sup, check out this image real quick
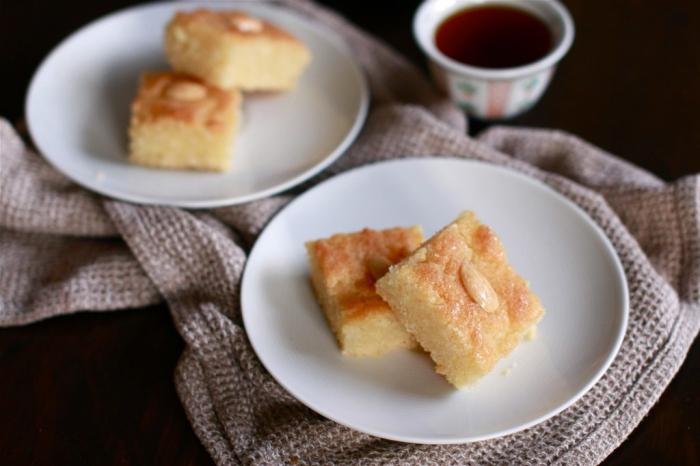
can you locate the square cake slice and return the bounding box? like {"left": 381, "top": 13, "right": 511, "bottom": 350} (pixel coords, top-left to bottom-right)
{"left": 165, "top": 9, "right": 312, "bottom": 91}
{"left": 128, "top": 72, "right": 241, "bottom": 172}
{"left": 306, "top": 226, "right": 423, "bottom": 357}
{"left": 376, "top": 212, "right": 544, "bottom": 387}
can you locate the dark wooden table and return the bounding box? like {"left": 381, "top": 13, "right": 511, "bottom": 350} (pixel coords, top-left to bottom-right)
{"left": 1, "top": 1, "right": 698, "bottom": 464}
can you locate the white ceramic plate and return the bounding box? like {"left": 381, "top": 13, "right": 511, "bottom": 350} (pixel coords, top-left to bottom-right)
{"left": 241, "top": 158, "right": 628, "bottom": 444}
{"left": 26, "top": 2, "right": 368, "bottom": 208}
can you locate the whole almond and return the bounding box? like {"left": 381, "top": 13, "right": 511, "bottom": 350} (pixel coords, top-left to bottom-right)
{"left": 229, "top": 15, "right": 263, "bottom": 33}
{"left": 460, "top": 260, "right": 499, "bottom": 312}
{"left": 166, "top": 82, "right": 207, "bottom": 101}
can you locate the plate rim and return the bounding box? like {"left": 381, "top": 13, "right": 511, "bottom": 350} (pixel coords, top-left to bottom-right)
{"left": 241, "top": 157, "right": 630, "bottom": 444}
{"left": 25, "top": 0, "right": 370, "bottom": 208}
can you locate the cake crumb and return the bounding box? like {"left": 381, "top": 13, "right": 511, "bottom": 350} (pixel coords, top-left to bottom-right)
{"left": 501, "top": 361, "right": 518, "bottom": 376}
{"left": 525, "top": 326, "right": 537, "bottom": 341}
{"left": 95, "top": 171, "right": 105, "bottom": 183}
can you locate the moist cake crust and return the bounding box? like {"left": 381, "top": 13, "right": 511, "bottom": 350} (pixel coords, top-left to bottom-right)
{"left": 168, "top": 9, "right": 301, "bottom": 42}
{"left": 306, "top": 226, "right": 423, "bottom": 357}
{"left": 165, "top": 9, "right": 312, "bottom": 91}
{"left": 128, "top": 71, "right": 241, "bottom": 172}
{"left": 376, "top": 212, "right": 544, "bottom": 386}
{"left": 130, "top": 72, "right": 239, "bottom": 130}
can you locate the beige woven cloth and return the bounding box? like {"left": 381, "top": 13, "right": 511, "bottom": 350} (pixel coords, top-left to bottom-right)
{"left": 2, "top": 0, "right": 699, "bottom": 464}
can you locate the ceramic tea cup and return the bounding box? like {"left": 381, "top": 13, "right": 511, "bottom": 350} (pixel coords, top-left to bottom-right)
{"left": 414, "top": 0, "right": 574, "bottom": 119}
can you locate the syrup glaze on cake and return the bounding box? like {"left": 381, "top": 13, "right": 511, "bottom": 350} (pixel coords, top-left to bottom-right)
{"left": 128, "top": 71, "right": 241, "bottom": 172}
{"left": 306, "top": 226, "right": 423, "bottom": 357}
{"left": 376, "top": 212, "right": 544, "bottom": 387}
{"left": 165, "top": 9, "right": 312, "bottom": 91}
{"left": 169, "top": 9, "right": 301, "bottom": 42}
{"left": 131, "top": 72, "right": 239, "bottom": 130}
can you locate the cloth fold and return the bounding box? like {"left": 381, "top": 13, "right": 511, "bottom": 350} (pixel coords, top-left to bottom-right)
{"left": 1, "top": 0, "right": 698, "bottom": 465}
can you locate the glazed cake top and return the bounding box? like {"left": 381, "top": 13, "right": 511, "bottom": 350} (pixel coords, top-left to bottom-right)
{"left": 308, "top": 226, "right": 423, "bottom": 321}
{"left": 131, "top": 72, "right": 239, "bottom": 130}
{"left": 168, "top": 9, "right": 303, "bottom": 43}
{"left": 381, "top": 212, "right": 544, "bottom": 367}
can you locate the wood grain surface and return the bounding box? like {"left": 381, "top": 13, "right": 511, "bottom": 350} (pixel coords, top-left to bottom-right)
{"left": 0, "top": 0, "right": 698, "bottom": 464}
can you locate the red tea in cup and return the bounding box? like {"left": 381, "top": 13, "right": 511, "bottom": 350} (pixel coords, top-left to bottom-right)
{"left": 414, "top": 0, "right": 574, "bottom": 119}
{"left": 435, "top": 5, "right": 553, "bottom": 69}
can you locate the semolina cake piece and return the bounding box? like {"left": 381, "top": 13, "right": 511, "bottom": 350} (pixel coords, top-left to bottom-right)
{"left": 306, "top": 227, "right": 423, "bottom": 357}
{"left": 375, "top": 212, "right": 544, "bottom": 387}
{"left": 165, "top": 9, "right": 312, "bottom": 91}
{"left": 128, "top": 71, "right": 241, "bottom": 172}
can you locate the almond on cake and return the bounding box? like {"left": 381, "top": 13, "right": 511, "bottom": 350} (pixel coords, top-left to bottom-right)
{"left": 376, "top": 212, "right": 544, "bottom": 387}
{"left": 165, "top": 9, "right": 312, "bottom": 91}
{"left": 128, "top": 71, "right": 241, "bottom": 172}
{"left": 306, "top": 226, "right": 423, "bottom": 357}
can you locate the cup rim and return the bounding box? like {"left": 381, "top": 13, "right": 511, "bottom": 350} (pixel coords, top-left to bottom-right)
{"left": 413, "top": 0, "right": 575, "bottom": 80}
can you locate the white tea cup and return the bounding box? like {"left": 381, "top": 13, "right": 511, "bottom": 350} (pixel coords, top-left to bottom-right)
{"left": 414, "top": 0, "right": 575, "bottom": 119}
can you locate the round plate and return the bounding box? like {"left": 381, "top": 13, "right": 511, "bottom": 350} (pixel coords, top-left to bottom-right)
{"left": 26, "top": 1, "right": 368, "bottom": 208}
{"left": 241, "top": 158, "right": 628, "bottom": 444}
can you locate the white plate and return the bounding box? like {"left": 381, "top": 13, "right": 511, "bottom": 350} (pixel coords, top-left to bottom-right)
{"left": 241, "top": 158, "right": 628, "bottom": 444}
{"left": 26, "top": 1, "right": 368, "bottom": 208}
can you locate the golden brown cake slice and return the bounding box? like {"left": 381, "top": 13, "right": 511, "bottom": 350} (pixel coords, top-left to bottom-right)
{"left": 128, "top": 72, "right": 241, "bottom": 172}
{"left": 165, "top": 9, "right": 312, "bottom": 91}
{"left": 376, "top": 212, "right": 544, "bottom": 387}
{"left": 306, "top": 227, "right": 423, "bottom": 357}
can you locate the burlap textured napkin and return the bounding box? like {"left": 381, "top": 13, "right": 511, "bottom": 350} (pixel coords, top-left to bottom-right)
{"left": 1, "top": 0, "right": 699, "bottom": 464}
